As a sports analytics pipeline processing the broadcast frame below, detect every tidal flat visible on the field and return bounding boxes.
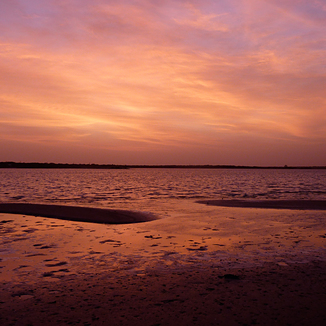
[1,199,326,325]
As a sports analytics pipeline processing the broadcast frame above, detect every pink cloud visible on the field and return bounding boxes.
[0,0,325,164]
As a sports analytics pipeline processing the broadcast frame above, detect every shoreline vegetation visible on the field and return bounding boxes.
[1,161,326,169]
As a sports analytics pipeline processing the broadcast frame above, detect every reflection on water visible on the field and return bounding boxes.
[1,199,326,283]
[1,169,326,211]
[1,168,326,284]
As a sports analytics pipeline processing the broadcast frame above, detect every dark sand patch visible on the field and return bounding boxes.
[0,220,14,224]
[99,239,120,244]
[0,203,157,224]
[44,262,67,267]
[197,199,326,210]
[1,261,326,325]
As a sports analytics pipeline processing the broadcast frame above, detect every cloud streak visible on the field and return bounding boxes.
[0,0,325,164]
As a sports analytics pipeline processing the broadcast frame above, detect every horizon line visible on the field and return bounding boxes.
[1,162,326,169]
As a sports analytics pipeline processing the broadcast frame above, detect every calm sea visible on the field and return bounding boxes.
[1,168,325,212]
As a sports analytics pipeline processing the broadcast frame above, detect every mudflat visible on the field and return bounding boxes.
[1,260,326,326]
[0,203,157,224]
[197,199,326,210]
[1,200,326,325]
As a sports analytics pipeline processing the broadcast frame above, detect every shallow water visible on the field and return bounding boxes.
[1,169,326,211]
[1,168,326,283]
[1,201,326,283]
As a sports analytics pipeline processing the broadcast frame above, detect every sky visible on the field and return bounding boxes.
[0,0,325,166]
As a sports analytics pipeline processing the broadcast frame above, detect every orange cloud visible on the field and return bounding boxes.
[0,0,325,164]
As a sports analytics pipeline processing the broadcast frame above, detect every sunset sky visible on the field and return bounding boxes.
[1,0,325,165]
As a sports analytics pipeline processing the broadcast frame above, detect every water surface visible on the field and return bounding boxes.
[1,168,325,211]
[1,168,326,283]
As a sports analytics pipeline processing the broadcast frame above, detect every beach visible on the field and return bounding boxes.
[2,258,326,325]
[1,200,326,325]
[2,0,326,322]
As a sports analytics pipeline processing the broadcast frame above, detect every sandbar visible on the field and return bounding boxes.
[197,199,326,210]
[0,203,157,224]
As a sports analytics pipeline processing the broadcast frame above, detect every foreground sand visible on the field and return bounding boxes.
[1,261,326,326]
[1,200,326,325]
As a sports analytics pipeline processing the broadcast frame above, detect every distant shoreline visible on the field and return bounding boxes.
[0,162,326,169]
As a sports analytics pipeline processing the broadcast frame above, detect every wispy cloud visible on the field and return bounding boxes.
[0,0,325,164]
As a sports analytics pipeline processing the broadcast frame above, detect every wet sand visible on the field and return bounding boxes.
[1,201,326,325]
[197,199,326,210]
[0,203,157,224]
[2,260,326,326]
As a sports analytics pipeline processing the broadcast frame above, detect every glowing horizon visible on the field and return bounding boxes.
[1,0,325,165]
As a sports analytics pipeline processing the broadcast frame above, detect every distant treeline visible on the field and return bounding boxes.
[1,162,326,169]
[0,162,128,169]
[131,165,326,169]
